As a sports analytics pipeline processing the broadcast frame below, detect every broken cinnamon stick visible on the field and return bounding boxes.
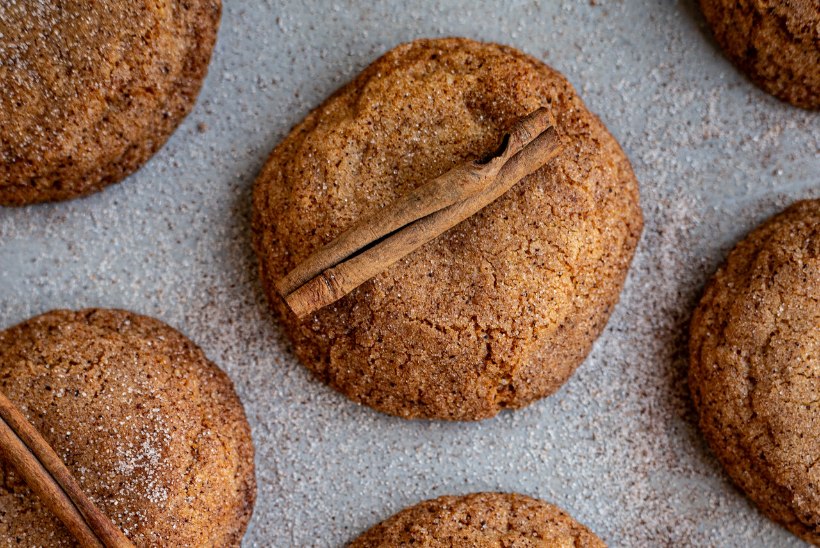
[0,389,134,548]
[277,107,563,318]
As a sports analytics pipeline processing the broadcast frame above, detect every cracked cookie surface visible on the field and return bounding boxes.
[253,37,642,420]
[689,200,820,545]
[349,492,605,547]
[0,309,256,546]
[699,0,820,109]
[0,0,221,205]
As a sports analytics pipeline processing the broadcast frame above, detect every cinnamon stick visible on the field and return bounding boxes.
[0,389,134,548]
[277,107,563,318]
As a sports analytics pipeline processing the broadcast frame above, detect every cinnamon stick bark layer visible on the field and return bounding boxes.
[0,390,133,548]
[278,108,563,318]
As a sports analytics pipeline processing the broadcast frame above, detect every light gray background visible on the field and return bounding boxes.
[1,1,818,546]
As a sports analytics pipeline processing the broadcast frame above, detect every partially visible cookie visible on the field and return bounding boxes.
[350,492,605,547]
[0,309,256,546]
[253,37,642,421]
[0,0,221,206]
[689,200,820,544]
[699,0,820,109]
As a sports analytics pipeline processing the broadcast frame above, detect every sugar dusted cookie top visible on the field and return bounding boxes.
[699,0,820,109]
[253,37,642,420]
[0,0,221,205]
[0,309,256,546]
[350,492,605,547]
[690,199,820,544]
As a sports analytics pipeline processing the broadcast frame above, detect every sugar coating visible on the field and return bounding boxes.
[253,37,643,421]
[0,309,256,546]
[690,200,820,545]
[0,0,221,205]
[350,492,605,547]
[699,0,820,109]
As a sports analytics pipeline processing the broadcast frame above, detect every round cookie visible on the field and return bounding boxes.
[253,37,643,420]
[0,309,256,546]
[699,0,820,109]
[0,0,221,206]
[350,492,605,547]
[689,200,819,544]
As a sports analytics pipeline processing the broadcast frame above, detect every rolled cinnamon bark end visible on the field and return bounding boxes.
[278,109,562,319]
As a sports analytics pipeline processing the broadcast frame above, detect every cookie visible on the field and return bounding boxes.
[699,0,820,109]
[0,0,221,206]
[350,492,605,547]
[689,200,820,544]
[0,309,256,546]
[253,37,643,420]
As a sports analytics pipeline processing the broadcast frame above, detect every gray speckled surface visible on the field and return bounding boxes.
[1,1,818,546]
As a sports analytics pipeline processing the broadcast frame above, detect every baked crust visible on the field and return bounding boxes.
[0,309,256,546]
[349,492,605,547]
[253,38,643,420]
[690,200,820,544]
[699,0,820,109]
[0,0,221,205]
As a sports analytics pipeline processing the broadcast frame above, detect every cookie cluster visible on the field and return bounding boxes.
[0,0,817,545]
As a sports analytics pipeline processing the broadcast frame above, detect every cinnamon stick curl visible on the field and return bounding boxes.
[277,107,563,318]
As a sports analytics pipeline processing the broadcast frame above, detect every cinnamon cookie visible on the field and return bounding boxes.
[0,0,221,206]
[0,309,256,546]
[689,200,820,544]
[350,492,605,547]
[699,0,820,109]
[252,37,643,420]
